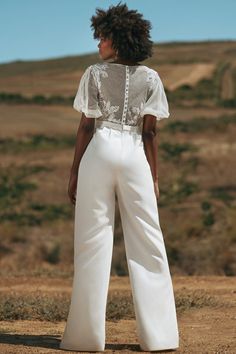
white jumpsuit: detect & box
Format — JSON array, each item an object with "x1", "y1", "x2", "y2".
[{"x1": 60, "y1": 62, "x2": 179, "y2": 352}]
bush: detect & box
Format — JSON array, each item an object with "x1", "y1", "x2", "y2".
[{"x1": 0, "y1": 92, "x2": 74, "y2": 105}]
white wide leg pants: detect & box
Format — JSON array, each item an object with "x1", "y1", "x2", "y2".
[{"x1": 60, "y1": 126, "x2": 179, "y2": 352}]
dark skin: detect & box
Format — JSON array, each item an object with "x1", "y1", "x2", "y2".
[{"x1": 68, "y1": 113, "x2": 159, "y2": 205}]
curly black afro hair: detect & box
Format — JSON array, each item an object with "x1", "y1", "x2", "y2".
[{"x1": 90, "y1": 1, "x2": 154, "y2": 62}]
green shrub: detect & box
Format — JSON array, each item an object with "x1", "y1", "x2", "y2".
[
  {"x1": 41, "y1": 242, "x2": 61, "y2": 264},
  {"x1": 218, "y1": 99, "x2": 236, "y2": 107},
  {"x1": 0, "y1": 165, "x2": 72, "y2": 226},
  {"x1": 164, "y1": 114, "x2": 236, "y2": 133},
  {"x1": 160, "y1": 176, "x2": 199, "y2": 206},
  {"x1": 202, "y1": 212, "x2": 215, "y2": 227},
  {"x1": 0, "y1": 134, "x2": 75, "y2": 153},
  {"x1": 201, "y1": 201, "x2": 212, "y2": 211},
  {"x1": 160, "y1": 142, "x2": 198, "y2": 161},
  {"x1": 210, "y1": 185, "x2": 236, "y2": 205},
  {"x1": 0, "y1": 92, "x2": 74, "y2": 105}
]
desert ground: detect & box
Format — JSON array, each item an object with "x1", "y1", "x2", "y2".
[{"x1": 0, "y1": 275, "x2": 235, "y2": 353}]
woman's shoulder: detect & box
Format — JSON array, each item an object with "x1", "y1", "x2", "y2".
[
  {"x1": 92, "y1": 62, "x2": 159, "y2": 74},
  {"x1": 144, "y1": 66, "x2": 160, "y2": 77},
  {"x1": 80, "y1": 64, "x2": 100, "y2": 79},
  {"x1": 91, "y1": 62, "x2": 109, "y2": 71},
  {"x1": 89, "y1": 63, "x2": 161, "y2": 87},
  {"x1": 141, "y1": 66, "x2": 161, "y2": 87}
]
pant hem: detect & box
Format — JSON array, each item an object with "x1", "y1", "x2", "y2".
[{"x1": 59, "y1": 342, "x2": 105, "y2": 352}]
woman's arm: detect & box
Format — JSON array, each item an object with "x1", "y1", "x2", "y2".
[
  {"x1": 68, "y1": 113, "x2": 95, "y2": 204},
  {"x1": 142, "y1": 114, "x2": 159, "y2": 200},
  {"x1": 70, "y1": 113, "x2": 95, "y2": 174}
]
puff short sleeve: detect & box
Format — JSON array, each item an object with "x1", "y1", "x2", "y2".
[
  {"x1": 73, "y1": 65, "x2": 102, "y2": 118},
  {"x1": 141, "y1": 70, "x2": 170, "y2": 121}
]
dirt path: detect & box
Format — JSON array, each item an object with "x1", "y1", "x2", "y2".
[{"x1": 0, "y1": 276, "x2": 235, "y2": 353}]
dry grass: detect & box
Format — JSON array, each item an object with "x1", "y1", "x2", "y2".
[
  {"x1": 0, "y1": 275, "x2": 235, "y2": 353},
  {"x1": 0, "y1": 278, "x2": 231, "y2": 322}
]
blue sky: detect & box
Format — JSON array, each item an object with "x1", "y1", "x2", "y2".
[{"x1": 0, "y1": 0, "x2": 236, "y2": 64}]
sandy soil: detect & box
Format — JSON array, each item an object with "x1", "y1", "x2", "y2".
[
  {"x1": 155, "y1": 63, "x2": 216, "y2": 91},
  {"x1": 0, "y1": 275, "x2": 235, "y2": 353}
]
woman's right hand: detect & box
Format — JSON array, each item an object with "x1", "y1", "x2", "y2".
[{"x1": 68, "y1": 172, "x2": 78, "y2": 205}]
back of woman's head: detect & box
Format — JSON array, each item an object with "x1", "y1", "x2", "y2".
[{"x1": 90, "y1": 1, "x2": 154, "y2": 62}]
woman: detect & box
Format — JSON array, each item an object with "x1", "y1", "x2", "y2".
[{"x1": 60, "y1": 2, "x2": 179, "y2": 352}]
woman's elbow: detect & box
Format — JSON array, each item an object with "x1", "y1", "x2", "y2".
[
  {"x1": 80, "y1": 113, "x2": 95, "y2": 133},
  {"x1": 142, "y1": 130, "x2": 156, "y2": 141},
  {"x1": 142, "y1": 114, "x2": 157, "y2": 138}
]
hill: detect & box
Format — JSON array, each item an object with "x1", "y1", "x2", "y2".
[
  {"x1": 0, "y1": 40, "x2": 236, "y2": 107},
  {"x1": 0, "y1": 40, "x2": 236, "y2": 276}
]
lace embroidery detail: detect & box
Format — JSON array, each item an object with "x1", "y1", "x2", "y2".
[
  {"x1": 94, "y1": 64, "x2": 120, "y2": 121},
  {"x1": 99, "y1": 92, "x2": 120, "y2": 121},
  {"x1": 92, "y1": 64, "x2": 108, "y2": 90},
  {"x1": 126, "y1": 102, "x2": 144, "y2": 125},
  {"x1": 79, "y1": 63, "x2": 169, "y2": 124}
]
